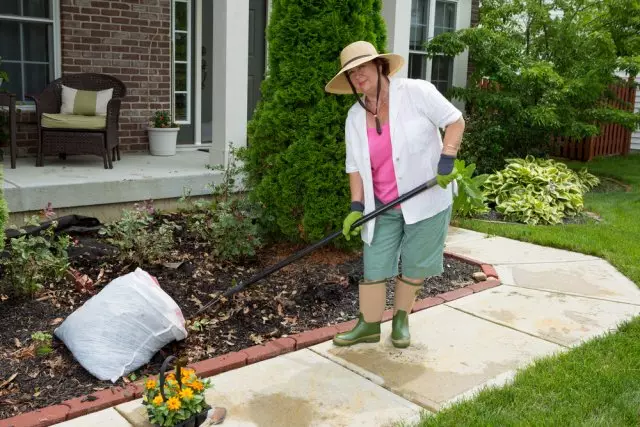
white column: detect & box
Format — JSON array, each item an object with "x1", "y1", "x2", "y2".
[
  {"x1": 211, "y1": 0, "x2": 249, "y2": 166},
  {"x1": 194, "y1": 0, "x2": 202, "y2": 145},
  {"x1": 381, "y1": 0, "x2": 411, "y2": 78}
]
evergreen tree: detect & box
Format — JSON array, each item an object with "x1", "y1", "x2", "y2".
[{"x1": 242, "y1": 0, "x2": 387, "y2": 243}]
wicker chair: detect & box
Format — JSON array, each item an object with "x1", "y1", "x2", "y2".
[{"x1": 27, "y1": 73, "x2": 126, "y2": 169}]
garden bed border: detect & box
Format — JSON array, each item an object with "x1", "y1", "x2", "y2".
[{"x1": 0, "y1": 251, "x2": 501, "y2": 427}]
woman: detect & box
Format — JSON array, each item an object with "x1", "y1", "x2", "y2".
[{"x1": 324, "y1": 41, "x2": 465, "y2": 348}]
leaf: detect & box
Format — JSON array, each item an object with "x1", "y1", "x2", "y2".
[
  {"x1": 0, "y1": 373, "x2": 18, "y2": 389},
  {"x1": 49, "y1": 318, "x2": 64, "y2": 326}
]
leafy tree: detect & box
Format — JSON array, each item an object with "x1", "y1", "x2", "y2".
[
  {"x1": 425, "y1": 0, "x2": 640, "y2": 174},
  {"x1": 241, "y1": 0, "x2": 387, "y2": 243}
]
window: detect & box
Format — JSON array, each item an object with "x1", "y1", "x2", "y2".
[
  {"x1": 430, "y1": 1, "x2": 456, "y2": 94},
  {"x1": 172, "y1": 0, "x2": 191, "y2": 124},
  {"x1": 408, "y1": 0, "x2": 458, "y2": 94},
  {"x1": 408, "y1": 0, "x2": 430, "y2": 80},
  {"x1": 0, "y1": 0, "x2": 60, "y2": 102}
]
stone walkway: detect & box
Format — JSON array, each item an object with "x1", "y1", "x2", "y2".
[{"x1": 51, "y1": 227, "x2": 640, "y2": 426}]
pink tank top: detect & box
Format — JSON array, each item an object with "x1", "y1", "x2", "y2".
[{"x1": 367, "y1": 123, "x2": 399, "y2": 206}]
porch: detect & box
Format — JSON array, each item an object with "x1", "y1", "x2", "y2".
[{"x1": 2, "y1": 150, "x2": 222, "y2": 226}]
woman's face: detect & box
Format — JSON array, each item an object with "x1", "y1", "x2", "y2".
[{"x1": 346, "y1": 60, "x2": 379, "y2": 95}]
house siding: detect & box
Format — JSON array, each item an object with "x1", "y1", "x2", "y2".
[{"x1": 14, "y1": 0, "x2": 172, "y2": 157}]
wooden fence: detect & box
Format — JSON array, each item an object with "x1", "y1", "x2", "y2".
[
  {"x1": 477, "y1": 79, "x2": 636, "y2": 162},
  {"x1": 552, "y1": 84, "x2": 636, "y2": 161}
]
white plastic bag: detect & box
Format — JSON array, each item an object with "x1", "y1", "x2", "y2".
[{"x1": 54, "y1": 268, "x2": 188, "y2": 382}]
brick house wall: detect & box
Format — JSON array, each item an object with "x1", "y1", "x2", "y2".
[{"x1": 15, "y1": 0, "x2": 172, "y2": 157}]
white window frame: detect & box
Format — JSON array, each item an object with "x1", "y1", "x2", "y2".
[
  {"x1": 0, "y1": 0, "x2": 61, "y2": 109},
  {"x1": 172, "y1": 0, "x2": 191, "y2": 125}
]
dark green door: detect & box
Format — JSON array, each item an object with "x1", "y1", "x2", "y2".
[{"x1": 247, "y1": 0, "x2": 267, "y2": 121}]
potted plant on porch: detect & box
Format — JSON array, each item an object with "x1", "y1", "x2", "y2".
[
  {"x1": 142, "y1": 356, "x2": 212, "y2": 427},
  {"x1": 148, "y1": 110, "x2": 180, "y2": 156},
  {"x1": 0, "y1": 56, "x2": 9, "y2": 88}
]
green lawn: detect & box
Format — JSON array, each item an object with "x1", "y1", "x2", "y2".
[
  {"x1": 407, "y1": 153, "x2": 640, "y2": 427},
  {"x1": 455, "y1": 153, "x2": 640, "y2": 285}
]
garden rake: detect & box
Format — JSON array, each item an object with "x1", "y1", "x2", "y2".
[{"x1": 189, "y1": 176, "x2": 440, "y2": 320}]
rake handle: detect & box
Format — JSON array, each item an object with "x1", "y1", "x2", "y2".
[{"x1": 191, "y1": 177, "x2": 439, "y2": 319}]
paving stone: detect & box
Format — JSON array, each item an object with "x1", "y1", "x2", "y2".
[
  {"x1": 448, "y1": 285, "x2": 640, "y2": 346},
  {"x1": 311, "y1": 305, "x2": 561, "y2": 411},
  {"x1": 115, "y1": 349, "x2": 422, "y2": 427},
  {"x1": 445, "y1": 227, "x2": 489, "y2": 245},
  {"x1": 53, "y1": 408, "x2": 131, "y2": 426},
  {"x1": 495, "y1": 260, "x2": 640, "y2": 305},
  {"x1": 445, "y1": 236, "x2": 598, "y2": 265}
]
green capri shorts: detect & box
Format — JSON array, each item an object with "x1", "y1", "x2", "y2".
[{"x1": 363, "y1": 204, "x2": 452, "y2": 282}]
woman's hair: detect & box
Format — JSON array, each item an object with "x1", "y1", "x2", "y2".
[{"x1": 373, "y1": 58, "x2": 390, "y2": 77}]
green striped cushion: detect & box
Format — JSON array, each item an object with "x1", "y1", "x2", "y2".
[{"x1": 60, "y1": 84, "x2": 114, "y2": 116}]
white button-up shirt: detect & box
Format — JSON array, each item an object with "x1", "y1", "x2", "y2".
[{"x1": 345, "y1": 77, "x2": 462, "y2": 245}]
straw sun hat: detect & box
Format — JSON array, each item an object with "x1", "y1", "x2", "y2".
[{"x1": 325, "y1": 40, "x2": 405, "y2": 94}]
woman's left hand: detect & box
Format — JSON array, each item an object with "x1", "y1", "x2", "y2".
[{"x1": 436, "y1": 154, "x2": 457, "y2": 188}]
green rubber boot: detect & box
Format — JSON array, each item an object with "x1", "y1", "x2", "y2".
[
  {"x1": 391, "y1": 275, "x2": 422, "y2": 348},
  {"x1": 333, "y1": 279, "x2": 386, "y2": 347},
  {"x1": 391, "y1": 310, "x2": 410, "y2": 348}
]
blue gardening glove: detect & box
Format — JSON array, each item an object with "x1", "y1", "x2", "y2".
[
  {"x1": 342, "y1": 202, "x2": 364, "y2": 240},
  {"x1": 437, "y1": 154, "x2": 456, "y2": 189}
]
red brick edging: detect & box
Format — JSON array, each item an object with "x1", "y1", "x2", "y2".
[{"x1": 0, "y1": 252, "x2": 499, "y2": 427}]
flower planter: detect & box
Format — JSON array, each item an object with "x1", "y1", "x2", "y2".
[
  {"x1": 148, "y1": 127, "x2": 179, "y2": 156},
  {"x1": 151, "y1": 406, "x2": 211, "y2": 427}
]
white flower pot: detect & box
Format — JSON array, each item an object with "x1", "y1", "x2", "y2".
[{"x1": 148, "y1": 127, "x2": 179, "y2": 156}]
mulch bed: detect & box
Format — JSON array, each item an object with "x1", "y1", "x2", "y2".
[{"x1": 0, "y1": 213, "x2": 480, "y2": 420}]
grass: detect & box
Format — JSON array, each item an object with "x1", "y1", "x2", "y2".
[
  {"x1": 454, "y1": 153, "x2": 640, "y2": 285},
  {"x1": 406, "y1": 153, "x2": 640, "y2": 426}
]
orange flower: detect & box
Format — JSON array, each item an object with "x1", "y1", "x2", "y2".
[
  {"x1": 179, "y1": 387, "x2": 194, "y2": 400},
  {"x1": 152, "y1": 395, "x2": 163, "y2": 406},
  {"x1": 145, "y1": 379, "x2": 157, "y2": 390},
  {"x1": 166, "y1": 397, "x2": 181, "y2": 411},
  {"x1": 190, "y1": 380, "x2": 204, "y2": 392}
]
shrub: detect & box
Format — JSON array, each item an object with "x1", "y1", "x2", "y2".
[
  {"x1": 482, "y1": 156, "x2": 600, "y2": 225},
  {"x1": 99, "y1": 201, "x2": 178, "y2": 265},
  {"x1": 180, "y1": 143, "x2": 263, "y2": 262},
  {"x1": 241, "y1": 0, "x2": 387, "y2": 244},
  {"x1": 1, "y1": 214, "x2": 71, "y2": 299},
  {"x1": 426, "y1": 0, "x2": 640, "y2": 173}
]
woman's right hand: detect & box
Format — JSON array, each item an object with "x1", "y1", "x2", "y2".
[{"x1": 342, "y1": 211, "x2": 363, "y2": 240}]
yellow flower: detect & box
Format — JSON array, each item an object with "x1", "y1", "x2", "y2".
[
  {"x1": 152, "y1": 395, "x2": 163, "y2": 406},
  {"x1": 179, "y1": 387, "x2": 194, "y2": 400},
  {"x1": 166, "y1": 397, "x2": 181, "y2": 411},
  {"x1": 190, "y1": 380, "x2": 204, "y2": 392},
  {"x1": 166, "y1": 372, "x2": 176, "y2": 381},
  {"x1": 145, "y1": 379, "x2": 157, "y2": 390}
]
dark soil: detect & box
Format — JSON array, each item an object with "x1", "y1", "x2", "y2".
[{"x1": 0, "y1": 213, "x2": 480, "y2": 420}]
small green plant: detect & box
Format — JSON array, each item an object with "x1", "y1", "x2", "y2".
[
  {"x1": 1, "y1": 210, "x2": 71, "y2": 299},
  {"x1": 150, "y1": 110, "x2": 179, "y2": 128},
  {"x1": 31, "y1": 331, "x2": 53, "y2": 357},
  {"x1": 182, "y1": 142, "x2": 264, "y2": 262},
  {"x1": 0, "y1": 56, "x2": 9, "y2": 84},
  {"x1": 482, "y1": 156, "x2": 600, "y2": 225},
  {"x1": 99, "y1": 201, "x2": 179, "y2": 265},
  {"x1": 188, "y1": 318, "x2": 210, "y2": 332}
]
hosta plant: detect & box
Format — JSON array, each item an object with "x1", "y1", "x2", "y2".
[{"x1": 482, "y1": 156, "x2": 600, "y2": 225}]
